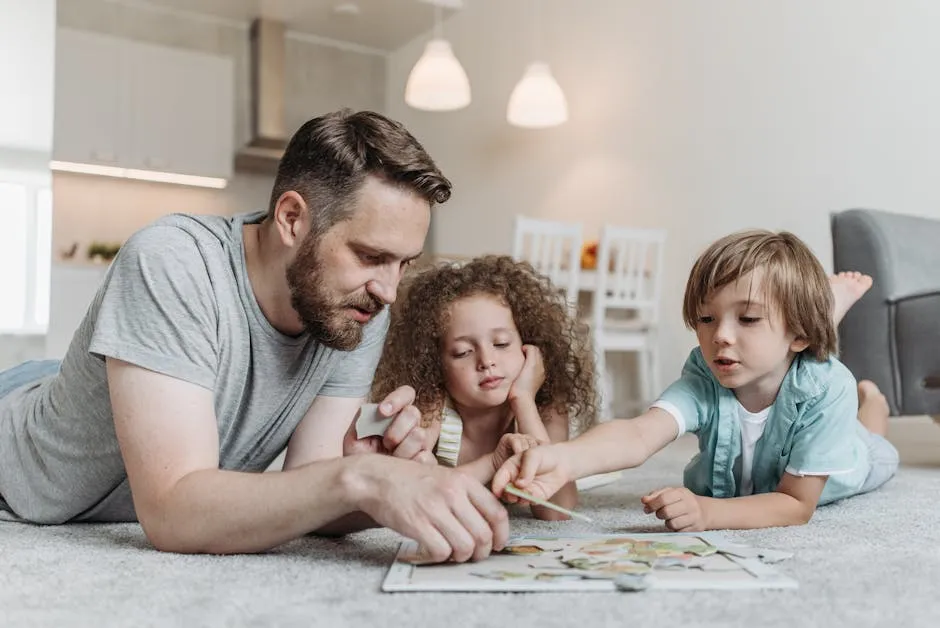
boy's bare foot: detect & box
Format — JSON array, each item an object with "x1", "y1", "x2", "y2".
[
  {"x1": 831, "y1": 271, "x2": 873, "y2": 325},
  {"x1": 857, "y1": 380, "x2": 890, "y2": 437}
]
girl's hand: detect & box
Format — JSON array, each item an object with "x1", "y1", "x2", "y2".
[
  {"x1": 641, "y1": 487, "x2": 709, "y2": 532},
  {"x1": 490, "y1": 432, "x2": 542, "y2": 475},
  {"x1": 508, "y1": 345, "x2": 545, "y2": 403}
]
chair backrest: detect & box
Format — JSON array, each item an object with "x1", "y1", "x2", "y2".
[
  {"x1": 512, "y1": 215, "x2": 583, "y2": 308},
  {"x1": 592, "y1": 225, "x2": 667, "y2": 326}
]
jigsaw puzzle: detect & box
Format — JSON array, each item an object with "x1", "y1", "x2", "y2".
[{"x1": 382, "y1": 532, "x2": 797, "y2": 592}]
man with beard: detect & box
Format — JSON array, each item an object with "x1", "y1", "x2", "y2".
[{"x1": 0, "y1": 110, "x2": 508, "y2": 562}]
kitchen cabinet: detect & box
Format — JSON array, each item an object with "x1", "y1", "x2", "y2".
[{"x1": 53, "y1": 29, "x2": 234, "y2": 181}]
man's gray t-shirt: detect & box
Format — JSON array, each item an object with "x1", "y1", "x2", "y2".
[{"x1": 0, "y1": 211, "x2": 388, "y2": 524}]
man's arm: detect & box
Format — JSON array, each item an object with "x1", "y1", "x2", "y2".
[
  {"x1": 283, "y1": 395, "x2": 361, "y2": 468},
  {"x1": 281, "y1": 394, "x2": 378, "y2": 535},
  {"x1": 108, "y1": 359, "x2": 507, "y2": 558},
  {"x1": 282, "y1": 394, "x2": 439, "y2": 536},
  {"x1": 109, "y1": 358, "x2": 371, "y2": 553}
]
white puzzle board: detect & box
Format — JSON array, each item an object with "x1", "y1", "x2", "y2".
[{"x1": 383, "y1": 532, "x2": 797, "y2": 592}]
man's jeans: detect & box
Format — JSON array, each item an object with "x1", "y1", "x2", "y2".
[{"x1": 0, "y1": 360, "x2": 61, "y2": 399}]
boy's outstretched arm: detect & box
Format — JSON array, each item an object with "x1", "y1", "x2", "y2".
[
  {"x1": 492, "y1": 408, "x2": 679, "y2": 500},
  {"x1": 642, "y1": 473, "x2": 826, "y2": 531},
  {"x1": 527, "y1": 409, "x2": 577, "y2": 520}
]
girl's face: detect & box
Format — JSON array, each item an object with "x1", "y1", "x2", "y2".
[{"x1": 440, "y1": 294, "x2": 526, "y2": 411}]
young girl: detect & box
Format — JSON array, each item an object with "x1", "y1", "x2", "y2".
[
  {"x1": 371, "y1": 255, "x2": 597, "y2": 520},
  {"x1": 493, "y1": 230, "x2": 899, "y2": 531}
]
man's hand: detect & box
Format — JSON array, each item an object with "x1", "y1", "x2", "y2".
[
  {"x1": 490, "y1": 433, "x2": 542, "y2": 476},
  {"x1": 508, "y1": 345, "x2": 545, "y2": 403},
  {"x1": 343, "y1": 386, "x2": 436, "y2": 465},
  {"x1": 355, "y1": 456, "x2": 509, "y2": 563},
  {"x1": 490, "y1": 443, "x2": 571, "y2": 503},
  {"x1": 641, "y1": 487, "x2": 709, "y2": 532}
]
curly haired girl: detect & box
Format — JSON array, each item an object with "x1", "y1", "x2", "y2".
[{"x1": 371, "y1": 255, "x2": 597, "y2": 520}]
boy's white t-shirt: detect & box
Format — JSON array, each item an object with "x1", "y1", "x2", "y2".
[
  {"x1": 734, "y1": 400, "x2": 771, "y2": 496},
  {"x1": 652, "y1": 397, "x2": 771, "y2": 496}
]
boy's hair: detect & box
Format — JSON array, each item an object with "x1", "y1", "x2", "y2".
[
  {"x1": 682, "y1": 230, "x2": 836, "y2": 361},
  {"x1": 372, "y1": 255, "x2": 598, "y2": 431},
  {"x1": 267, "y1": 109, "x2": 451, "y2": 232}
]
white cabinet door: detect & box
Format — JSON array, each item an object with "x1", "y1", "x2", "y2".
[
  {"x1": 53, "y1": 29, "x2": 125, "y2": 166},
  {"x1": 127, "y1": 41, "x2": 234, "y2": 180},
  {"x1": 53, "y1": 29, "x2": 234, "y2": 180}
]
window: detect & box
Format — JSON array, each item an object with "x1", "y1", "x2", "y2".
[{"x1": 0, "y1": 169, "x2": 52, "y2": 334}]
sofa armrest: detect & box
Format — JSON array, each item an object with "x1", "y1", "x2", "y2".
[
  {"x1": 832, "y1": 208, "x2": 940, "y2": 415},
  {"x1": 893, "y1": 290, "x2": 940, "y2": 416}
]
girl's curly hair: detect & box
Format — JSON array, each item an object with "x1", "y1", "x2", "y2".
[{"x1": 372, "y1": 255, "x2": 598, "y2": 432}]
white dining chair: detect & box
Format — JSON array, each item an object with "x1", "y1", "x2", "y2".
[
  {"x1": 511, "y1": 215, "x2": 584, "y2": 310},
  {"x1": 588, "y1": 225, "x2": 667, "y2": 419}
]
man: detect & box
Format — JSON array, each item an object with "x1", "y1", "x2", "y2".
[{"x1": 0, "y1": 110, "x2": 507, "y2": 562}]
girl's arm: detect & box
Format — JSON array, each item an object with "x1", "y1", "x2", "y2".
[
  {"x1": 511, "y1": 394, "x2": 551, "y2": 444},
  {"x1": 528, "y1": 409, "x2": 577, "y2": 520},
  {"x1": 455, "y1": 455, "x2": 501, "y2": 484}
]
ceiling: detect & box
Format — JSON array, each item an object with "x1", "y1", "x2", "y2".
[{"x1": 134, "y1": 0, "x2": 459, "y2": 52}]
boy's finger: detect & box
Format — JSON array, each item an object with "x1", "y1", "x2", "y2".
[
  {"x1": 491, "y1": 462, "x2": 517, "y2": 497},
  {"x1": 642, "y1": 487, "x2": 668, "y2": 503},
  {"x1": 516, "y1": 451, "x2": 541, "y2": 487}
]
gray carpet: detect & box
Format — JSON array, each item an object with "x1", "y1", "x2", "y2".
[{"x1": 2, "y1": 428, "x2": 938, "y2": 628}]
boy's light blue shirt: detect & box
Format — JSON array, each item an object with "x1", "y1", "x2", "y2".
[{"x1": 656, "y1": 348, "x2": 871, "y2": 505}]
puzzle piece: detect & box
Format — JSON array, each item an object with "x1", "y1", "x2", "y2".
[
  {"x1": 715, "y1": 543, "x2": 794, "y2": 564},
  {"x1": 613, "y1": 573, "x2": 651, "y2": 592},
  {"x1": 354, "y1": 403, "x2": 395, "y2": 439}
]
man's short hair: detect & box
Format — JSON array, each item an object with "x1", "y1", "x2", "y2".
[
  {"x1": 682, "y1": 229, "x2": 836, "y2": 361},
  {"x1": 268, "y1": 109, "x2": 451, "y2": 231}
]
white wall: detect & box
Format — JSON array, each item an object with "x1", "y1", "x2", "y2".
[
  {"x1": 386, "y1": 0, "x2": 940, "y2": 388},
  {"x1": 0, "y1": 0, "x2": 389, "y2": 369},
  {"x1": 0, "y1": 0, "x2": 55, "y2": 155}
]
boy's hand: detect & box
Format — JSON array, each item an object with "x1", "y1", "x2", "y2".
[
  {"x1": 490, "y1": 433, "x2": 542, "y2": 475},
  {"x1": 491, "y1": 444, "x2": 571, "y2": 503},
  {"x1": 641, "y1": 487, "x2": 709, "y2": 532},
  {"x1": 508, "y1": 345, "x2": 545, "y2": 403}
]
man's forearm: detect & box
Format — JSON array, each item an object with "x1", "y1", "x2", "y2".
[
  {"x1": 144, "y1": 455, "x2": 378, "y2": 554},
  {"x1": 699, "y1": 492, "x2": 815, "y2": 530},
  {"x1": 314, "y1": 511, "x2": 378, "y2": 537}
]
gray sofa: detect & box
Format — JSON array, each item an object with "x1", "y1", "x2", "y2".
[{"x1": 831, "y1": 208, "x2": 940, "y2": 417}]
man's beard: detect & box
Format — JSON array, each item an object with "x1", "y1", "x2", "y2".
[{"x1": 286, "y1": 232, "x2": 383, "y2": 351}]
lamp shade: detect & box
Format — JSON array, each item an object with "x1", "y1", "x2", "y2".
[
  {"x1": 506, "y1": 62, "x2": 568, "y2": 128},
  {"x1": 405, "y1": 39, "x2": 471, "y2": 111}
]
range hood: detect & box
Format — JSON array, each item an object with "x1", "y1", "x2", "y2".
[{"x1": 235, "y1": 19, "x2": 289, "y2": 174}]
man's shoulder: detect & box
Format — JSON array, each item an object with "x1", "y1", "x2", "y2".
[
  {"x1": 134, "y1": 213, "x2": 235, "y2": 246},
  {"x1": 120, "y1": 211, "x2": 260, "y2": 264}
]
